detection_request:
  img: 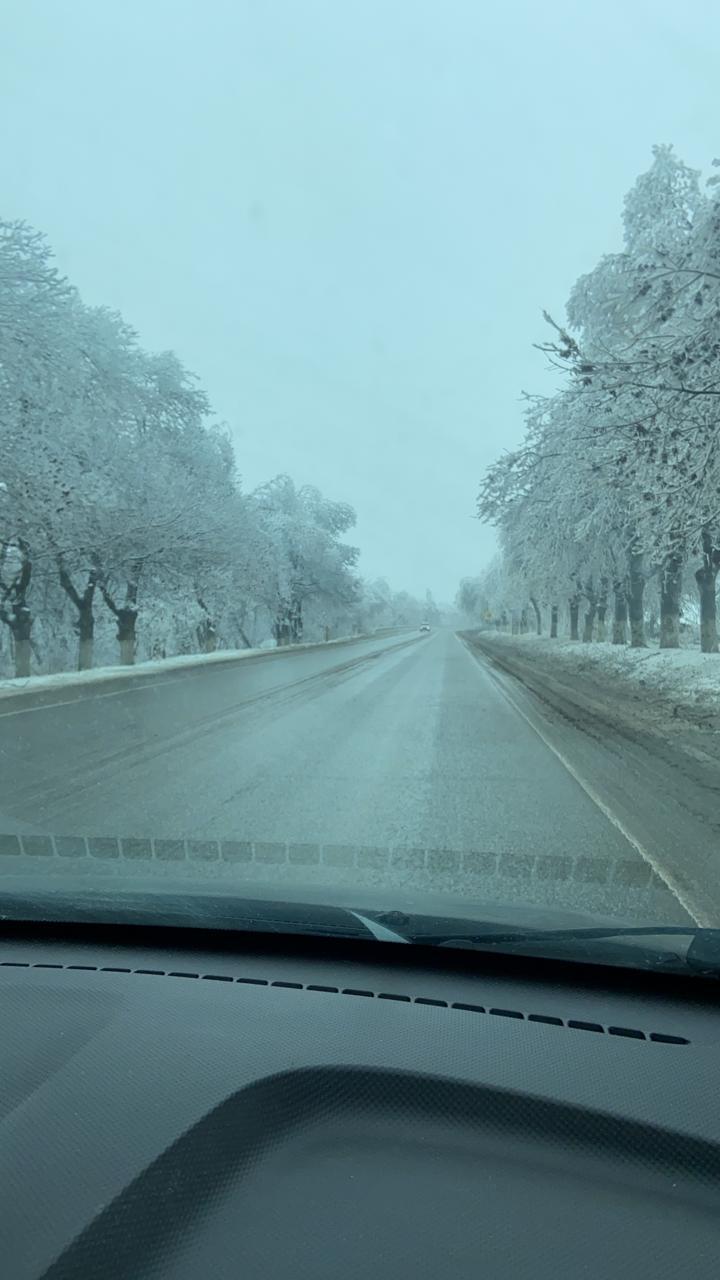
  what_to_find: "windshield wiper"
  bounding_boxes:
[366,913,720,976]
[0,887,379,942]
[381,922,708,945]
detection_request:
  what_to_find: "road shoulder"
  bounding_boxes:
[460,631,720,925]
[0,629,410,716]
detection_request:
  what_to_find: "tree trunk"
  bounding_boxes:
[612,581,628,645]
[196,620,217,653]
[100,564,141,666]
[694,530,719,654]
[77,609,94,671]
[582,605,596,643]
[576,596,594,640]
[628,551,647,648]
[78,638,93,671]
[696,570,719,654]
[581,579,598,643]
[76,597,95,671]
[195,595,218,654]
[0,541,33,677]
[12,628,32,678]
[569,596,580,641]
[530,596,541,635]
[273,606,291,646]
[115,610,137,665]
[659,555,682,650]
[550,604,558,638]
[58,560,98,671]
[596,579,608,641]
[6,610,33,679]
[290,599,303,644]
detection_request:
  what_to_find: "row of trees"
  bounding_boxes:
[0,219,422,678]
[470,146,720,653]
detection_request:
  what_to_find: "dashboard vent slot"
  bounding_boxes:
[0,958,691,1044]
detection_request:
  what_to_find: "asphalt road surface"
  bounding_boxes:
[0,628,698,925]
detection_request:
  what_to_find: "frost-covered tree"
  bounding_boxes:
[0,215,375,676]
[249,477,359,645]
[478,146,720,654]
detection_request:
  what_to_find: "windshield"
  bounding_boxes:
[1,1,718,971]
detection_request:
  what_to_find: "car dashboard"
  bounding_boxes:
[1,924,720,1279]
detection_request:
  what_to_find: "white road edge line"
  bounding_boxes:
[0,674,227,719]
[457,634,706,928]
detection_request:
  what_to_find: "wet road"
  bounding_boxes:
[0,629,691,922]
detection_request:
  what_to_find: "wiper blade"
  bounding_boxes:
[405,925,709,946]
[0,887,379,942]
[371,910,709,946]
[369,913,720,976]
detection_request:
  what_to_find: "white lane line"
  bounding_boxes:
[457,634,706,927]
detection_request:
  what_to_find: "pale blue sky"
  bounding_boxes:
[2,0,719,597]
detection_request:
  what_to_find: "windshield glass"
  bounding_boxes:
[1,0,718,969]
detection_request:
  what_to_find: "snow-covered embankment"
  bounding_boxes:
[464,630,720,744]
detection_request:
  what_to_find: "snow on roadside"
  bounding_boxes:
[0,630,393,703]
[475,632,720,712]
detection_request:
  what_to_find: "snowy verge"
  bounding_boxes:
[468,631,720,715]
[464,629,720,780]
[0,629,407,706]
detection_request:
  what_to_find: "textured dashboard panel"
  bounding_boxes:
[1,938,719,1280]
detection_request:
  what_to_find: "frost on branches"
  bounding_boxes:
[0,219,423,678]
[471,146,720,654]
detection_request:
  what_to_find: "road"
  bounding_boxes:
[0,628,696,924]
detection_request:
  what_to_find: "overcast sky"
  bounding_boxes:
[2,1,719,599]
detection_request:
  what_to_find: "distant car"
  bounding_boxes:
[419,623,431,632]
